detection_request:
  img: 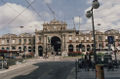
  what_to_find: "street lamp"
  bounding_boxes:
[45,35,47,57]
[86,0,100,64]
[19,26,26,59]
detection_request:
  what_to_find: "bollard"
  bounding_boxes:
[96,64,104,79]
[2,60,3,69]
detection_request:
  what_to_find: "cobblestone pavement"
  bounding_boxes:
[67,68,120,79]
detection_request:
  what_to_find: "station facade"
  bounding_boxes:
[0,19,120,56]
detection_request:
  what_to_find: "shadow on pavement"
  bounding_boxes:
[11,61,74,79]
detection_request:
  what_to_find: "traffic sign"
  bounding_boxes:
[108,36,114,44]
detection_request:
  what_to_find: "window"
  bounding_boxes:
[2,47,4,50]
[48,37,51,43]
[116,36,118,39]
[12,46,16,50]
[87,45,90,51]
[6,47,9,50]
[12,39,15,44]
[18,47,21,51]
[53,26,56,30]
[23,46,26,51]
[7,39,9,43]
[39,36,41,43]
[69,36,72,40]
[39,36,41,41]
[91,37,93,40]
[76,37,78,41]
[19,39,21,44]
[106,44,108,47]
[82,45,85,52]
[86,37,89,40]
[1,40,4,44]
[68,44,74,52]
[24,39,26,44]
[33,46,35,52]
[29,39,31,44]
[99,43,103,49]
[98,36,102,41]
[76,45,79,51]
[28,47,32,52]
[105,36,107,39]
[18,47,21,49]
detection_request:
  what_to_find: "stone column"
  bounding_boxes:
[35,35,39,57]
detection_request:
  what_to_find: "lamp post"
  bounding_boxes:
[19,26,25,59]
[45,35,47,57]
[86,0,100,64]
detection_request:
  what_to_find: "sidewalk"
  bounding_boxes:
[0,56,72,74]
[0,56,61,74]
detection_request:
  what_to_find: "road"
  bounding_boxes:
[0,61,74,79]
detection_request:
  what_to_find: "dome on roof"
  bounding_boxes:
[19,33,32,37]
[50,19,66,24]
[2,33,17,38]
[89,30,103,34]
[105,29,119,34]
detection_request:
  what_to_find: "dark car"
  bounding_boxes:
[0,59,9,69]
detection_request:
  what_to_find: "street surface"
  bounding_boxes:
[68,68,120,79]
[0,61,74,79]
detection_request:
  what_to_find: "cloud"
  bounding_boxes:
[74,16,82,23]
[84,0,120,31]
[0,3,43,35]
[44,0,52,4]
[10,21,44,34]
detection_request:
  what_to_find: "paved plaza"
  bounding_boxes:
[68,67,120,79]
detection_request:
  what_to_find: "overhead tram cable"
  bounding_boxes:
[45,3,56,20]
[24,0,45,21]
[7,0,36,25]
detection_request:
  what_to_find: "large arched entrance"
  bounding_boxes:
[51,36,61,55]
[38,46,43,56]
[68,44,74,52]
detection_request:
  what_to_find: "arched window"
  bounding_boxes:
[18,47,22,52]
[28,46,32,52]
[76,45,79,51]
[68,44,74,52]
[18,47,21,50]
[23,46,26,52]
[99,43,103,49]
[6,47,9,50]
[38,46,43,56]
[12,46,16,50]
[2,47,4,50]
[91,44,94,50]
[82,45,85,52]
[87,45,90,51]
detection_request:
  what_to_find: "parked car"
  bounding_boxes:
[0,59,9,69]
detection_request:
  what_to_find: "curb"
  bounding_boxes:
[0,61,35,74]
[0,57,75,74]
[0,58,42,74]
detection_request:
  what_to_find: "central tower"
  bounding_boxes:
[35,19,67,56]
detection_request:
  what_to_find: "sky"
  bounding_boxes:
[0,0,120,35]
